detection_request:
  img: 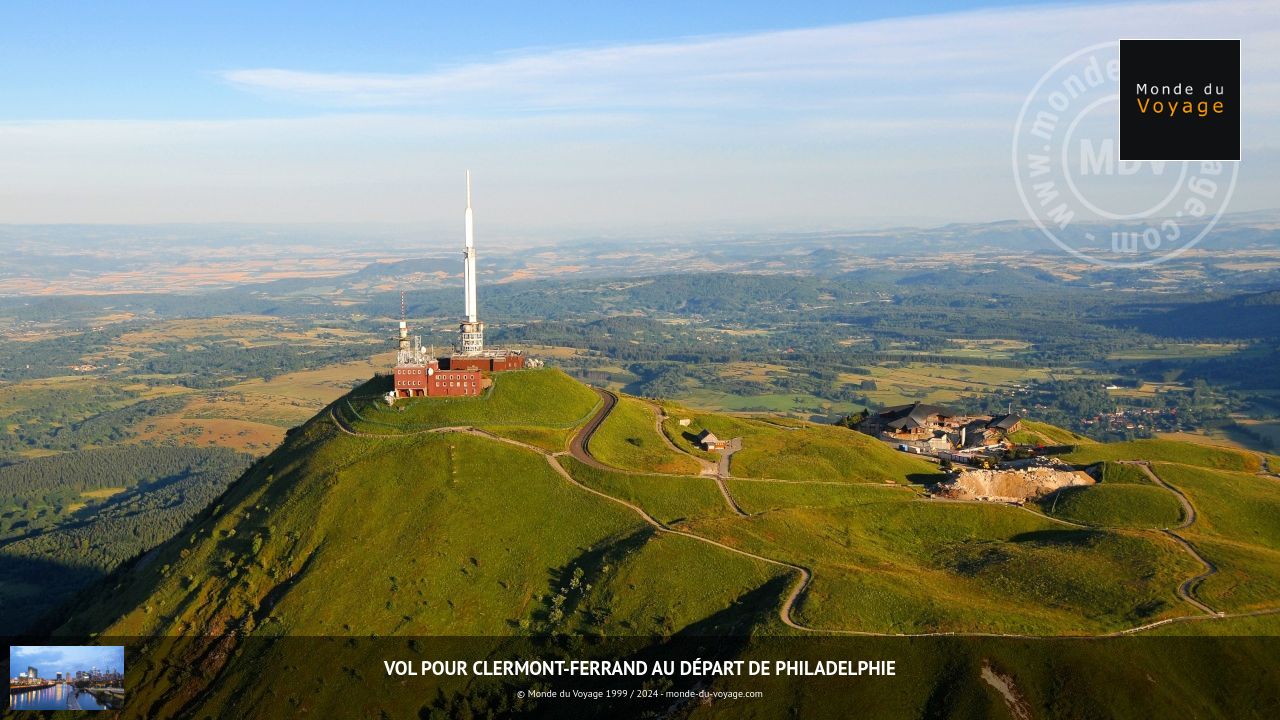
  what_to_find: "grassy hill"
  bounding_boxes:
[1063,438,1261,472]
[340,368,599,451]
[705,480,1195,634]
[1038,484,1186,529]
[587,396,702,475]
[38,369,1280,718]
[1153,463,1280,612]
[660,404,940,483]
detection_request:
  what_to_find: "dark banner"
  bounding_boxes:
[5,634,1279,719]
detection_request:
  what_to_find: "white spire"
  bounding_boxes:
[463,171,477,322]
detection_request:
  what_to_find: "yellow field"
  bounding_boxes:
[0,253,400,296]
[124,352,396,453]
[231,352,393,405]
[943,338,1032,357]
[717,361,790,383]
[83,316,381,363]
[518,344,583,359]
[178,393,318,427]
[1107,381,1188,399]
[1158,431,1253,452]
[848,362,1078,406]
[82,487,127,500]
[133,417,285,454]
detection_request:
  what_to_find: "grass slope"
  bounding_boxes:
[55,403,783,718]
[346,368,599,433]
[1153,463,1280,612]
[1100,461,1154,484]
[683,486,1197,634]
[1010,420,1094,445]
[662,408,939,483]
[1064,439,1260,473]
[1039,484,1185,529]
[561,456,729,525]
[588,396,701,474]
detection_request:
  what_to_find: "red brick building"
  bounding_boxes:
[393,360,482,398]
[441,351,525,372]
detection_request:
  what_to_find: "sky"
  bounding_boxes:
[1,0,1277,237]
[9,646,125,676]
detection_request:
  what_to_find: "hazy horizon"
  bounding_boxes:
[2,0,1277,237]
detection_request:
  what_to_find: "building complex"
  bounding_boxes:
[391,173,532,400]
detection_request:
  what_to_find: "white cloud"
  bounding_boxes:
[219,0,1280,116]
[2,0,1277,228]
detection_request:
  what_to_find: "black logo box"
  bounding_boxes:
[1120,39,1240,161]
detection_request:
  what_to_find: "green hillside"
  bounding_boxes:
[59,412,771,641]
[39,369,1280,718]
[699,482,1195,634]
[1100,461,1155,484]
[662,405,940,483]
[1063,438,1261,472]
[344,367,599,432]
[1039,484,1186,529]
[588,395,702,475]
[1152,463,1280,612]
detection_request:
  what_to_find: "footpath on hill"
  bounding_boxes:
[327,388,1280,638]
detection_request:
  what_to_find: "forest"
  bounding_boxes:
[0,446,250,634]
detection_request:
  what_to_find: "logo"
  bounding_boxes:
[1012,41,1238,267]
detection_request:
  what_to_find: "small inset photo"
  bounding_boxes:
[8,645,125,711]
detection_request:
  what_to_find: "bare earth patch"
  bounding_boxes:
[935,459,1095,503]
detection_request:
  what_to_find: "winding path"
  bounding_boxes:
[648,401,719,477]
[329,396,1277,638]
[1119,461,1222,616]
[567,388,617,471]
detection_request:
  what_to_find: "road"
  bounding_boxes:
[1119,460,1221,616]
[329,394,1279,638]
[644,399,745,514]
[567,388,617,471]
[715,437,749,517]
[648,402,718,476]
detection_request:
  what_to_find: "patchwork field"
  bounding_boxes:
[678,388,860,416]
[1105,343,1244,361]
[842,362,1092,407]
[133,417,285,454]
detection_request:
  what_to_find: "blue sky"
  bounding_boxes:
[9,646,124,676]
[1,0,1276,233]
[2,0,1076,120]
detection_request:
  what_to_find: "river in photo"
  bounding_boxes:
[8,683,107,711]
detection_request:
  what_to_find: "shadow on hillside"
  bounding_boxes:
[533,527,657,631]
[1038,485,1090,507]
[1009,528,1102,546]
[0,553,102,635]
[907,471,948,487]
[673,573,791,637]
[680,431,703,446]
